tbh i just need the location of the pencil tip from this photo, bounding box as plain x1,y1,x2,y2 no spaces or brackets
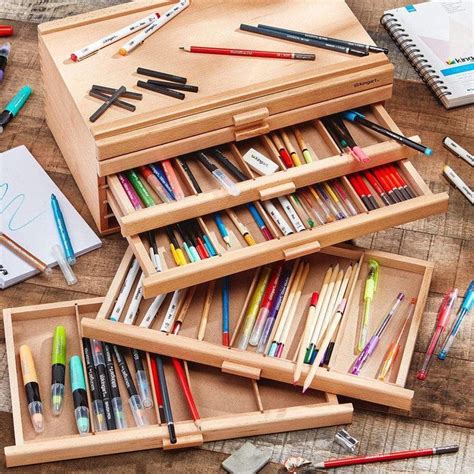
179,46,184,50
302,386,308,394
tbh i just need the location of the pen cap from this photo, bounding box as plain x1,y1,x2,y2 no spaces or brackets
462,280,474,312
368,258,380,288
439,288,459,326
90,339,106,366
52,244,78,285
51,326,67,366
69,355,87,392
6,85,32,116
20,345,38,384
342,110,365,122
310,292,319,306
0,26,13,36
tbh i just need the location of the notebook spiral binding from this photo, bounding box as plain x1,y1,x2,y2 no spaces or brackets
381,13,452,101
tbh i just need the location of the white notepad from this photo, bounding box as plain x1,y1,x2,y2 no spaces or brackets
382,1,474,108
0,146,102,289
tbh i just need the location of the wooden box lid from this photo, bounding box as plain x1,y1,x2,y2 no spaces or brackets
39,0,393,160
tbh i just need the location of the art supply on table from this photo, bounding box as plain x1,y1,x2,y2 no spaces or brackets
364,170,392,206
418,287,459,377
343,110,432,155
371,167,400,204
225,209,256,245
247,203,274,240
148,357,165,422
71,12,159,61
0,25,13,36
51,193,76,265
198,280,216,341
0,233,51,275
196,152,240,196
51,245,78,285
89,90,137,112
89,86,126,122
333,180,358,216
351,292,405,375
50,326,66,416
388,164,416,198
355,175,379,209
313,445,459,469
0,85,32,133
242,148,279,176
357,259,380,353
222,276,230,345
335,429,360,453
112,345,148,427
19,345,44,433
166,225,187,266
137,67,187,84
155,355,177,444
240,24,368,57
348,175,376,211
381,1,473,108
443,165,474,204
439,280,474,360
82,338,107,432
214,213,231,247
222,442,272,474
110,258,140,322
102,342,126,429
378,298,416,381
69,355,90,435
443,137,474,167
131,349,153,408
257,24,388,54
119,0,190,56
178,157,202,194
147,79,198,93
90,339,116,430
140,293,167,328
91,85,143,100
137,80,186,100
212,148,250,182
180,45,315,61
0,42,10,81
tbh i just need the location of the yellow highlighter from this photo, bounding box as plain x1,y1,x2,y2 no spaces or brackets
166,226,187,266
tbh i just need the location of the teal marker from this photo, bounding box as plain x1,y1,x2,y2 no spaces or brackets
0,85,31,133
69,355,90,435
51,193,76,265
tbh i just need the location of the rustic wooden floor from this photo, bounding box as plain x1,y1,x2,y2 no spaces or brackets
0,1,472,472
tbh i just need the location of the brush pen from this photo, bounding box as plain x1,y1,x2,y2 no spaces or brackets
247,202,274,240
20,345,44,433
118,173,143,209
225,209,257,245
51,193,76,265
131,349,153,408
155,356,177,443
113,345,148,427
439,281,473,360
110,258,140,321
196,152,240,195
240,24,368,57
149,163,175,200
343,110,433,155
139,166,172,202
69,355,90,435
178,157,202,193
257,24,388,54
222,276,230,346
50,326,67,416
82,338,107,431
417,288,459,380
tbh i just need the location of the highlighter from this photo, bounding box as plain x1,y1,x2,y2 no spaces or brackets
69,355,90,435
0,85,32,133
0,42,11,81
51,326,67,415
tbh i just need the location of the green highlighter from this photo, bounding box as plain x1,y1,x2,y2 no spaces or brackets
0,85,32,133
51,326,66,416
126,169,156,207
69,355,90,435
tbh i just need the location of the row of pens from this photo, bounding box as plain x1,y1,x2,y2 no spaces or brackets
117,109,425,212
19,328,188,444
133,162,417,269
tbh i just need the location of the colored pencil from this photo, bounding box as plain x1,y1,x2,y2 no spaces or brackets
222,276,230,346
198,280,216,341
180,45,315,60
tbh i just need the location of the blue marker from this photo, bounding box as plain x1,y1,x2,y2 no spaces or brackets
0,85,31,133
438,280,474,360
222,276,230,346
51,193,76,265
149,163,175,200
214,213,231,247
342,110,432,156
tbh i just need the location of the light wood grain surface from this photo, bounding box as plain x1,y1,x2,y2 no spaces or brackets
1,1,473,472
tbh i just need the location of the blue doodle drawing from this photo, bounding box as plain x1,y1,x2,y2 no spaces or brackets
0,182,47,232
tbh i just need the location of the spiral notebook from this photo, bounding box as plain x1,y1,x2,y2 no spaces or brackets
381,2,474,109
0,145,102,289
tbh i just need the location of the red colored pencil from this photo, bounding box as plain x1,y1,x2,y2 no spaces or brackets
180,45,315,61
356,174,379,209
313,445,459,469
373,167,400,203
149,356,165,422
171,358,200,421
364,170,392,206
387,164,416,199
381,167,406,201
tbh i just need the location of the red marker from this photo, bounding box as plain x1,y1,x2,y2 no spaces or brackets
313,445,459,470
364,170,392,206
0,25,13,37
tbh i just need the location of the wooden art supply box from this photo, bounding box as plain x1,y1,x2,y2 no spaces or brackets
3,298,353,467
84,244,434,411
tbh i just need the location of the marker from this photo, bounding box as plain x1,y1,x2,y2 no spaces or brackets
162,160,185,200
19,345,44,433
112,345,148,427
262,200,293,236
0,42,11,81
138,166,172,203
222,277,230,346
343,110,433,155
69,355,90,435
196,152,240,196
131,349,153,408
71,12,160,61
118,173,143,210
51,244,78,285
277,196,306,232
50,193,77,266
247,202,274,240
225,209,257,246
214,212,231,247
82,338,107,431
119,0,190,56
110,258,140,322
50,326,66,415
443,136,474,167
149,163,176,199
0,85,32,133
443,165,474,204
126,170,156,207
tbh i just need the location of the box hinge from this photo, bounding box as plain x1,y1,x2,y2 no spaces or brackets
233,107,270,141
222,361,262,380
259,181,296,201
283,240,321,260
163,432,204,450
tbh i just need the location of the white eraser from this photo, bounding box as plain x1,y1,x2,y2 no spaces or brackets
243,148,280,176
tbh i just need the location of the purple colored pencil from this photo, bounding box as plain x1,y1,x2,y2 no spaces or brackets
118,172,143,210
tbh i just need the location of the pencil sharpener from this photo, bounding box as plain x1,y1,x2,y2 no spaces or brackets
335,429,359,453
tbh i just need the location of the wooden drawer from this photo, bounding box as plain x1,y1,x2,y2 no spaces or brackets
83,245,434,410
108,104,417,237
3,298,352,467
109,157,447,298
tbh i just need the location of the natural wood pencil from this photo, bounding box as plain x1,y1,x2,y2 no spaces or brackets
197,280,216,341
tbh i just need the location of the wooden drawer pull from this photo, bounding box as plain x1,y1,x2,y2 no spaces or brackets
235,123,270,141
283,241,321,260
259,182,296,201
233,107,269,127
222,361,261,380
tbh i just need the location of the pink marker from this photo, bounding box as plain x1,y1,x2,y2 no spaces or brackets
118,172,142,210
